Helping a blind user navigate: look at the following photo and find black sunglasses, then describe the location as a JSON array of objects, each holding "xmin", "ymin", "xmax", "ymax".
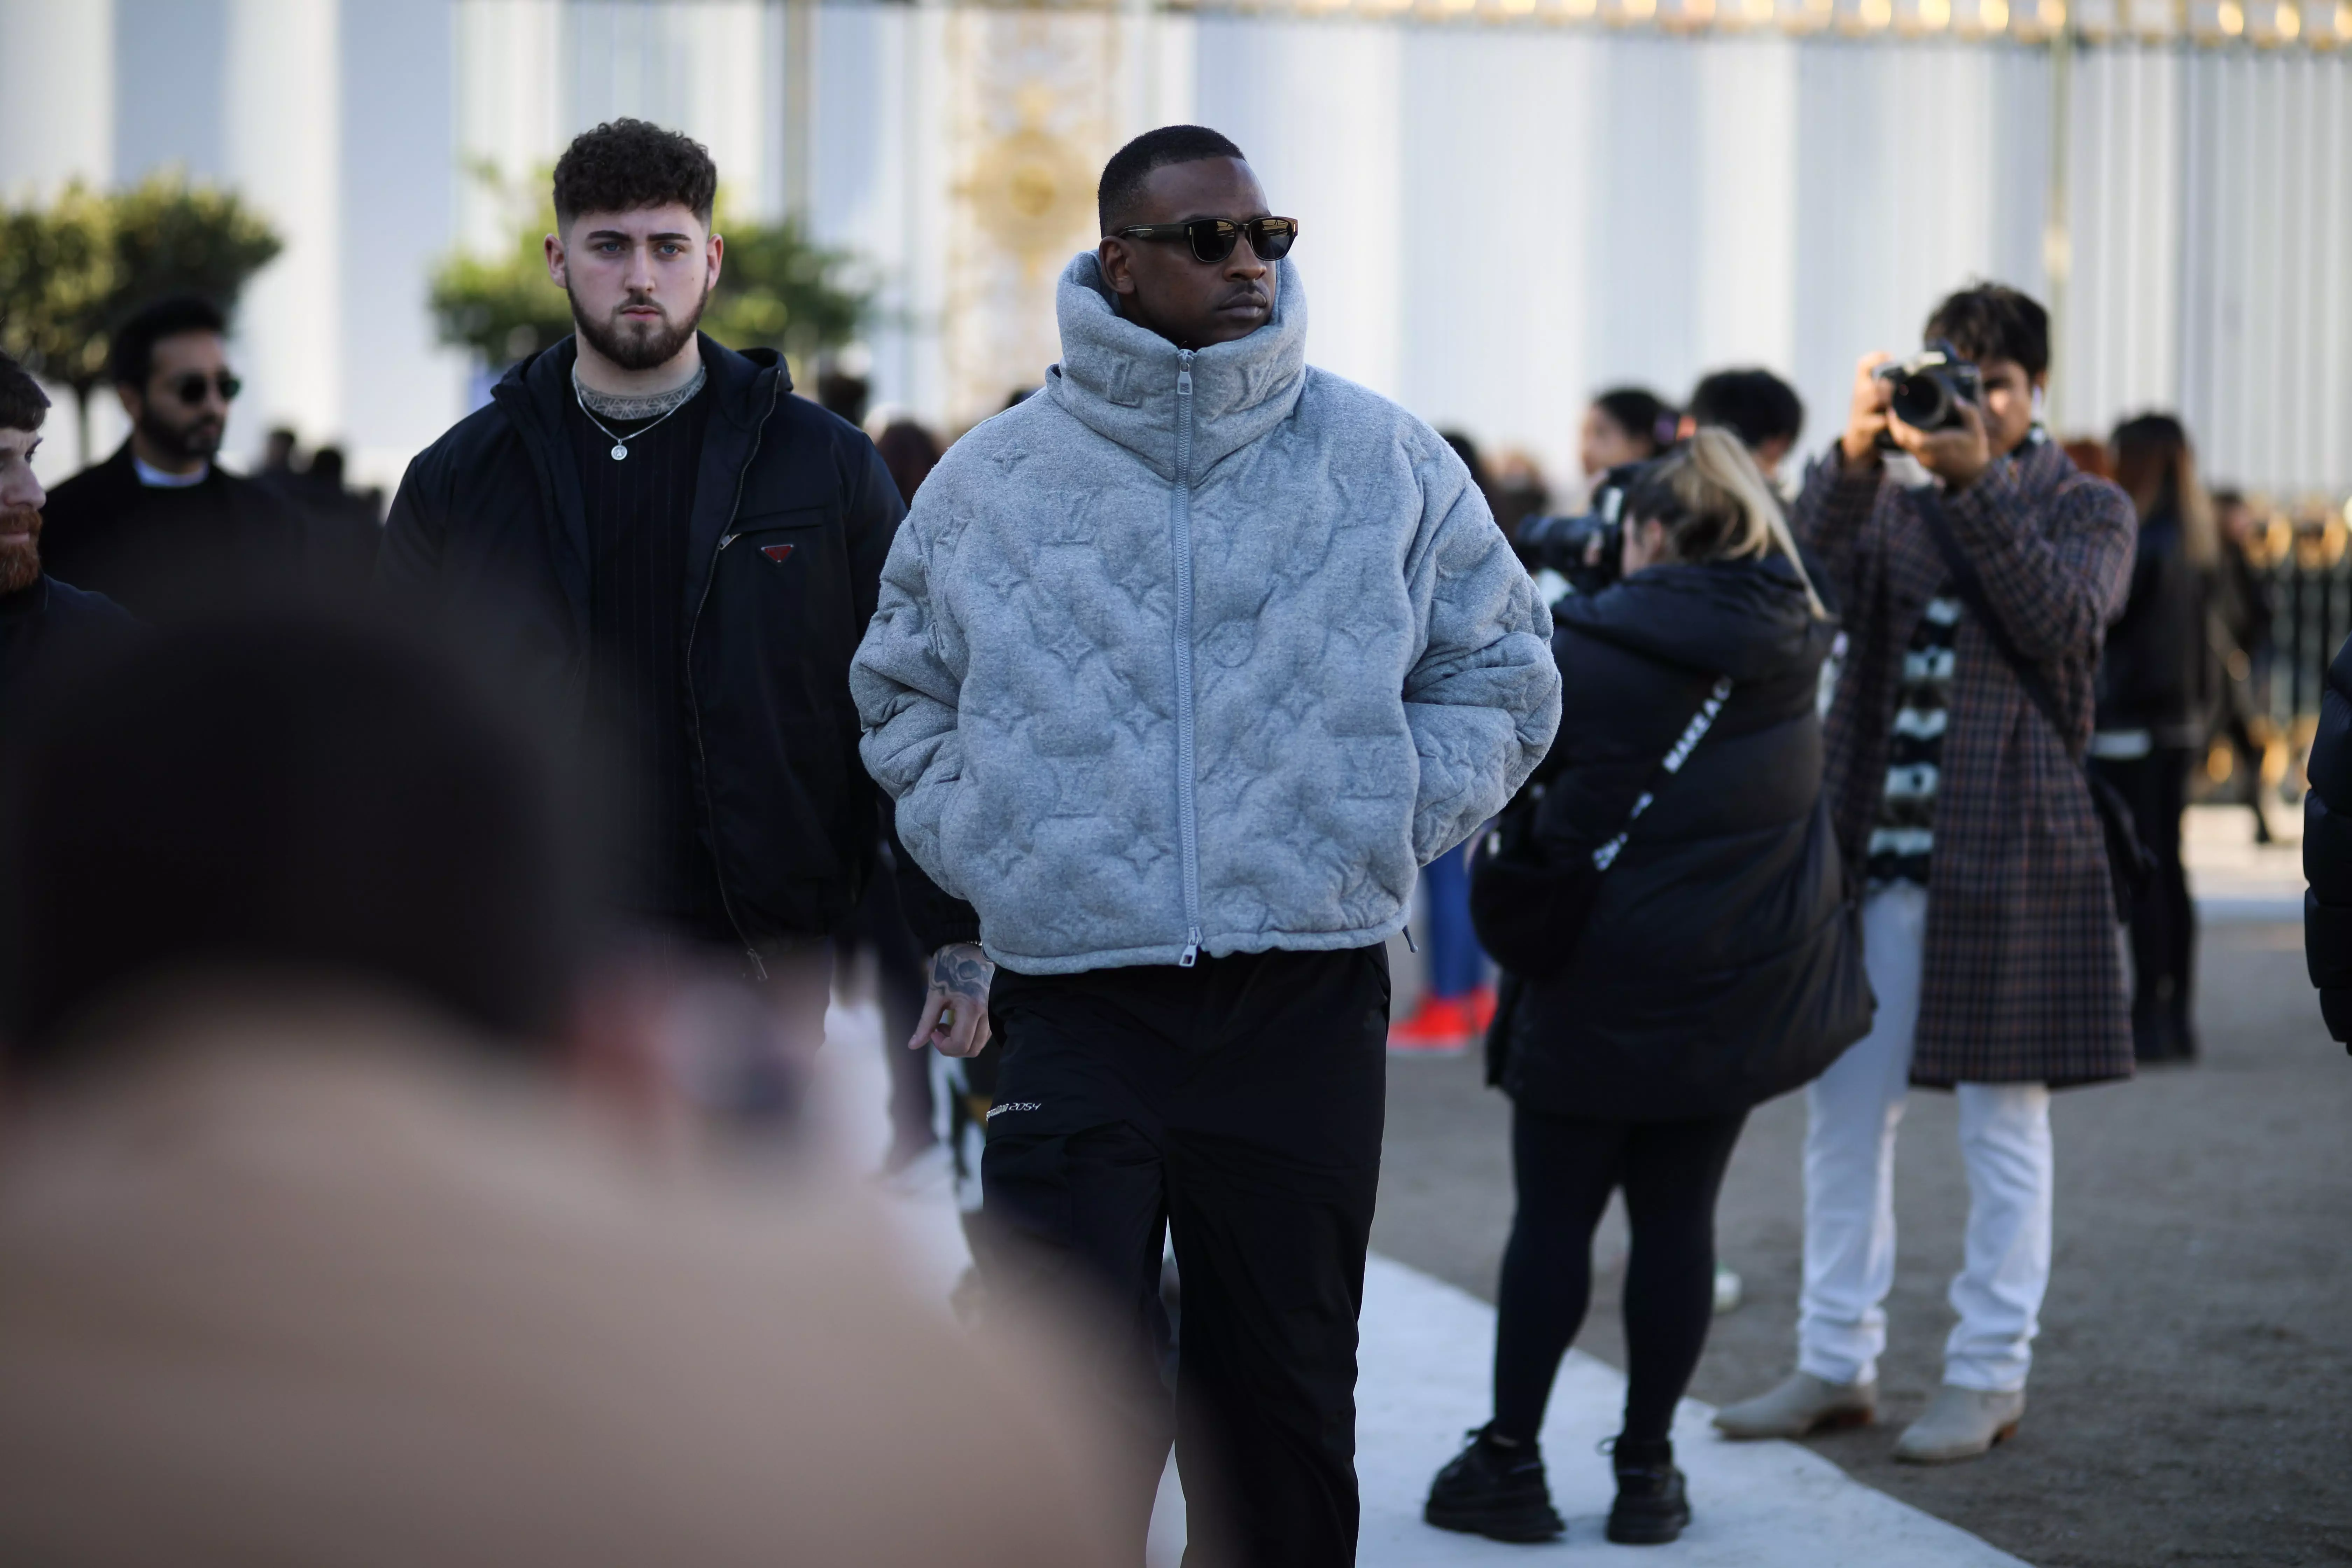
[
  {"xmin": 1115, "ymin": 216, "xmax": 1298, "ymax": 265},
  {"xmin": 167, "ymin": 371, "xmax": 242, "ymax": 407}
]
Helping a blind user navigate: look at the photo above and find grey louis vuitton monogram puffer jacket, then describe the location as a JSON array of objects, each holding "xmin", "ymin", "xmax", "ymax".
[{"xmin": 850, "ymin": 252, "xmax": 1560, "ymax": 974}]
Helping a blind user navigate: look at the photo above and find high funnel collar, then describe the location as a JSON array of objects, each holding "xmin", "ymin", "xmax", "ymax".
[{"xmin": 1045, "ymin": 250, "xmax": 1309, "ymax": 481}]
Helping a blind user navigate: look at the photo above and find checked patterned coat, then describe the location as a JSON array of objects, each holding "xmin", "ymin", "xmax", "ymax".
[{"xmin": 1795, "ymin": 433, "xmax": 2136, "ymax": 1088}]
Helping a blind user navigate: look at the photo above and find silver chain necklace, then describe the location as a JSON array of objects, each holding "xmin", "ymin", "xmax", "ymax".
[{"xmin": 572, "ymin": 366, "xmax": 703, "ymax": 461}]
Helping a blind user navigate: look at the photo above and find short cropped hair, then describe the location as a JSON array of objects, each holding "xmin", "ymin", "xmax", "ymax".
[
  {"xmin": 0, "ymin": 352, "xmax": 50, "ymax": 434},
  {"xmin": 109, "ymin": 295, "xmax": 227, "ymax": 389},
  {"xmin": 0, "ymin": 617, "xmax": 586, "ymax": 1066},
  {"xmin": 1925, "ymin": 283, "xmax": 2050, "ymax": 380},
  {"xmin": 1688, "ymin": 368, "xmax": 1804, "ymax": 452},
  {"xmin": 1098, "ymin": 125, "xmax": 1247, "ymax": 233},
  {"xmin": 553, "ymin": 118, "xmax": 719, "ymax": 229},
  {"xmin": 1592, "ymin": 387, "xmax": 1676, "ymax": 456}
]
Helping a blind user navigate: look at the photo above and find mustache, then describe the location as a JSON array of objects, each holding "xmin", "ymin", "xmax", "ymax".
[{"xmin": 0, "ymin": 504, "xmax": 40, "ymax": 538}]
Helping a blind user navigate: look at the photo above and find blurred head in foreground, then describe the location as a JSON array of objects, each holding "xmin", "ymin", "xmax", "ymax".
[
  {"xmin": 0, "ymin": 618, "xmax": 1120, "ymax": 1568},
  {"xmin": 2, "ymin": 616, "xmax": 579, "ymax": 1063}
]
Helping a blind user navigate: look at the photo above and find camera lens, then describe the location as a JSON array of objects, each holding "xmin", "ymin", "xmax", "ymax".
[{"xmin": 1889, "ymin": 371, "xmax": 1949, "ymax": 431}]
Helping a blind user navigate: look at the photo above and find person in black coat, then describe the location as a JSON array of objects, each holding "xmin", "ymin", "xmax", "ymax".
[
  {"xmin": 0, "ymin": 355, "xmax": 139, "ymax": 731},
  {"xmin": 36, "ymin": 297, "xmax": 310, "ymax": 625},
  {"xmin": 2303, "ymin": 634, "xmax": 2352, "ymax": 1050},
  {"xmin": 377, "ymin": 120, "xmax": 979, "ymax": 1080},
  {"xmin": 1427, "ymin": 429, "xmax": 1867, "ymax": 1548},
  {"xmin": 2092, "ymin": 414, "xmax": 2214, "ymax": 1063}
]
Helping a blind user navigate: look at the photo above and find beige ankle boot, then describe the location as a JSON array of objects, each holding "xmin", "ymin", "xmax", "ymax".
[
  {"xmin": 1711, "ymin": 1372, "xmax": 1877, "ymax": 1440},
  {"xmin": 1892, "ymin": 1385, "xmax": 2025, "ymax": 1463}
]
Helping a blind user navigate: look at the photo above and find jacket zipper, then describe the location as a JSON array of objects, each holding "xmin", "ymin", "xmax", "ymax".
[
  {"xmin": 685, "ymin": 371, "xmax": 786, "ymax": 979},
  {"xmin": 1173, "ymin": 352, "xmax": 1203, "ymax": 967}
]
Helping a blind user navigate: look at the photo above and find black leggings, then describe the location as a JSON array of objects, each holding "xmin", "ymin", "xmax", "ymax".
[{"xmin": 1491, "ymin": 1104, "xmax": 1748, "ymax": 1446}]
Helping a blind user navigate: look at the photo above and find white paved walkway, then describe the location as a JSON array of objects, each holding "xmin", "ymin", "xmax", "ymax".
[{"xmin": 812, "ymin": 999, "xmax": 2031, "ymax": 1568}]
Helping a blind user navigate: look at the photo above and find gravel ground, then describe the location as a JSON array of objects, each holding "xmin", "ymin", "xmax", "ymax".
[{"xmin": 1370, "ymin": 918, "xmax": 2352, "ymax": 1567}]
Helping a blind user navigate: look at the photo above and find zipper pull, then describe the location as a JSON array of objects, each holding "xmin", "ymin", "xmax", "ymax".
[
  {"xmin": 1403, "ymin": 925, "xmax": 1419, "ymax": 955},
  {"xmin": 720, "ymin": 533, "xmax": 738, "ymax": 549},
  {"xmin": 1177, "ymin": 351, "xmax": 1193, "ymax": 397},
  {"xmin": 1179, "ymin": 927, "xmax": 1201, "ymax": 968}
]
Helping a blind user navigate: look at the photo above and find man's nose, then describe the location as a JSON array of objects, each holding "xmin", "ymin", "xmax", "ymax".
[
  {"xmin": 627, "ymin": 243, "xmax": 659, "ymax": 292},
  {"xmin": 1226, "ymin": 247, "xmax": 1269, "ymax": 281}
]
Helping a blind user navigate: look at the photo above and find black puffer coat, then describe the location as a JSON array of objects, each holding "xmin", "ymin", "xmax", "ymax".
[
  {"xmin": 1504, "ymin": 553, "xmax": 1868, "ymax": 1120},
  {"xmin": 2302, "ymin": 633, "xmax": 2352, "ymax": 1046}
]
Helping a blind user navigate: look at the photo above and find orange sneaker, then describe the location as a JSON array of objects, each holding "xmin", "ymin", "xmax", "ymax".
[
  {"xmin": 1389, "ymin": 995, "xmax": 1473, "ymax": 1054},
  {"xmin": 1467, "ymin": 984, "xmax": 1499, "ymax": 1033}
]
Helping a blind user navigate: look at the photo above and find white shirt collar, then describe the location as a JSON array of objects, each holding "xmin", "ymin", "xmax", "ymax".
[{"xmin": 132, "ymin": 454, "xmax": 209, "ymax": 489}]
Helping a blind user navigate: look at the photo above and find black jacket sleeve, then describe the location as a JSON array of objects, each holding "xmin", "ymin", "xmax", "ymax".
[
  {"xmin": 2303, "ymin": 634, "xmax": 2352, "ymax": 1050},
  {"xmin": 373, "ymin": 449, "xmax": 447, "ymax": 609}
]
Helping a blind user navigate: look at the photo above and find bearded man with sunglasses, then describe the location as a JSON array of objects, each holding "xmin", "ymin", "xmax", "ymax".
[
  {"xmin": 38, "ymin": 296, "xmax": 309, "ymax": 625},
  {"xmin": 854, "ymin": 124, "xmax": 1559, "ymax": 1567}
]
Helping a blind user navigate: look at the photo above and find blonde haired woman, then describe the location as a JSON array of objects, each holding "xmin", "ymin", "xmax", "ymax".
[{"xmin": 1426, "ymin": 429, "xmax": 1868, "ymax": 1546}]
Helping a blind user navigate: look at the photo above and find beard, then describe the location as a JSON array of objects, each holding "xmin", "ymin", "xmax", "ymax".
[
  {"xmin": 0, "ymin": 505, "xmax": 42, "ymax": 595},
  {"xmin": 136, "ymin": 404, "xmax": 223, "ymax": 463},
  {"xmin": 569, "ymin": 280, "xmax": 711, "ymax": 372}
]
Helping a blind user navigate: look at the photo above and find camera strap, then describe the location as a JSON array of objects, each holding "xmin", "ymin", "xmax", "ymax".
[
  {"xmin": 1591, "ymin": 675, "xmax": 1735, "ymax": 870},
  {"xmin": 1907, "ymin": 485, "xmax": 2078, "ymax": 762},
  {"xmin": 1909, "ymin": 484, "xmax": 2155, "ymax": 915}
]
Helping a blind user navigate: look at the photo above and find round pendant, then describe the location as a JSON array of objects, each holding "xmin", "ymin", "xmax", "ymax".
[{"xmin": 609, "ymin": 443, "xmax": 629, "ymax": 461}]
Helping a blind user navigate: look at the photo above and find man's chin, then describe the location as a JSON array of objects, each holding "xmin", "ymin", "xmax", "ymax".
[
  {"xmin": 0, "ymin": 539, "xmax": 40, "ymax": 596},
  {"xmin": 580, "ymin": 313, "xmax": 699, "ymax": 373}
]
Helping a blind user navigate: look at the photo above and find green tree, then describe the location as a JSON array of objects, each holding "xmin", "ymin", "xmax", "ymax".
[
  {"xmin": 0, "ymin": 171, "xmax": 280, "ymax": 463},
  {"xmin": 428, "ymin": 167, "xmax": 871, "ymax": 376}
]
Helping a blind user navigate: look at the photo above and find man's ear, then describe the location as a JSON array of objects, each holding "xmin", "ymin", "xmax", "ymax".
[
  {"xmin": 544, "ymin": 232, "xmax": 567, "ymax": 288},
  {"xmin": 1098, "ymin": 237, "xmax": 1139, "ymax": 297},
  {"xmin": 114, "ymin": 382, "xmax": 142, "ymax": 421},
  {"xmin": 705, "ymin": 231, "xmax": 724, "ymax": 290}
]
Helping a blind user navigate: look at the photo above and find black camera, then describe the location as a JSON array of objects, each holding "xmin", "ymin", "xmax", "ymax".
[
  {"xmin": 1517, "ymin": 462, "xmax": 1646, "ymax": 594},
  {"xmin": 1874, "ymin": 339, "xmax": 1982, "ymax": 442}
]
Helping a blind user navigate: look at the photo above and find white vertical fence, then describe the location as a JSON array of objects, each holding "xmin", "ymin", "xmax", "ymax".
[{"xmin": 13, "ymin": 1, "xmax": 2349, "ymax": 497}]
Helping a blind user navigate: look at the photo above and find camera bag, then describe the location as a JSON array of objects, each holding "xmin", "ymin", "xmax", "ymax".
[
  {"xmin": 1912, "ymin": 487, "xmax": 2157, "ymax": 923},
  {"xmin": 1468, "ymin": 674, "xmax": 1733, "ymax": 982}
]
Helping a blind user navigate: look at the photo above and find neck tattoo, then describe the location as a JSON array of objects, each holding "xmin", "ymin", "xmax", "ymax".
[{"xmin": 572, "ymin": 361, "xmax": 707, "ymax": 461}]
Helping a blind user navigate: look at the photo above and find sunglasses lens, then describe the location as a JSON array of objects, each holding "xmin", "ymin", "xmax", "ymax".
[
  {"xmin": 217, "ymin": 374, "xmax": 241, "ymax": 402},
  {"xmin": 1253, "ymin": 220, "xmax": 1297, "ymax": 261},
  {"xmin": 174, "ymin": 376, "xmax": 208, "ymax": 406},
  {"xmin": 1189, "ymin": 222, "xmax": 1240, "ymax": 264}
]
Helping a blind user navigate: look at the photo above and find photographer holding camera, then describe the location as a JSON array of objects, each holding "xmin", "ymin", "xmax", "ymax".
[
  {"xmin": 1715, "ymin": 285, "xmax": 2137, "ymax": 1463},
  {"xmin": 1426, "ymin": 430, "xmax": 1869, "ymax": 1547}
]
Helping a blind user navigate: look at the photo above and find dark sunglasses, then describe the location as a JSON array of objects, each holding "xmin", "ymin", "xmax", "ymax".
[
  {"xmin": 1115, "ymin": 216, "xmax": 1298, "ymax": 265},
  {"xmin": 167, "ymin": 371, "xmax": 242, "ymax": 407}
]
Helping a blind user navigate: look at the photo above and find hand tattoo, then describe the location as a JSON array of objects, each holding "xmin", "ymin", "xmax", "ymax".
[{"xmin": 930, "ymin": 942, "xmax": 994, "ymax": 1021}]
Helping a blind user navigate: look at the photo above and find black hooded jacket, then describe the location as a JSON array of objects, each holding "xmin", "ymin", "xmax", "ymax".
[
  {"xmin": 377, "ymin": 334, "xmax": 976, "ymax": 955},
  {"xmin": 1504, "ymin": 553, "xmax": 1866, "ymax": 1120}
]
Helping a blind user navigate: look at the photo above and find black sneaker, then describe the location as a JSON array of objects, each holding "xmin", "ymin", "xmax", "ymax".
[
  {"xmin": 1424, "ymin": 1425, "xmax": 1565, "ymax": 1544},
  {"xmin": 1604, "ymin": 1436, "xmax": 1692, "ymax": 1545}
]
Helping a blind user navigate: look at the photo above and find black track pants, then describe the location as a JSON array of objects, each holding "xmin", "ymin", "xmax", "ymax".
[
  {"xmin": 980, "ymin": 946, "xmax": 1390, "ymax": 1568},
  {"xmin": 1490, "ymin": 1104, "xmax": 1748, "ymax": 1447}
]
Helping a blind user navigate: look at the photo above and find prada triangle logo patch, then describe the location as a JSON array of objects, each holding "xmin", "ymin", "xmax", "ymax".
[{"xmin": 761, "ymin": 543, "xmax": 795, "ymax": 563}]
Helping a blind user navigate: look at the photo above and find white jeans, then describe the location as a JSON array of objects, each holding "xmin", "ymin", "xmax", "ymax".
[{"xmin": 1798, "ymin": 882, "xmax": 2053, "ymax": 1394}]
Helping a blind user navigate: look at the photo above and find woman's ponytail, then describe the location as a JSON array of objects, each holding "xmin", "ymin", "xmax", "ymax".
[{"xmin": 1628, "ymin": 427, "xmax": 1828, "ymax": 620}]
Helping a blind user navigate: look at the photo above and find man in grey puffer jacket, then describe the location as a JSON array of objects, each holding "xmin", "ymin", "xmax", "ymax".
[{"xmin": 852, "ymin": 126, "xmax": 1558, "ymax": 1566}]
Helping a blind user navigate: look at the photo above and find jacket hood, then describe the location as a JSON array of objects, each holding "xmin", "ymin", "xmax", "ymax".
[
  {"xmin": 1045, "ymin": 250, "xmax": 1308, "ymax": 480},
  {"xmin": 1555, "ymin": 553, "xmax": 1834, "ymax": 685}
]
